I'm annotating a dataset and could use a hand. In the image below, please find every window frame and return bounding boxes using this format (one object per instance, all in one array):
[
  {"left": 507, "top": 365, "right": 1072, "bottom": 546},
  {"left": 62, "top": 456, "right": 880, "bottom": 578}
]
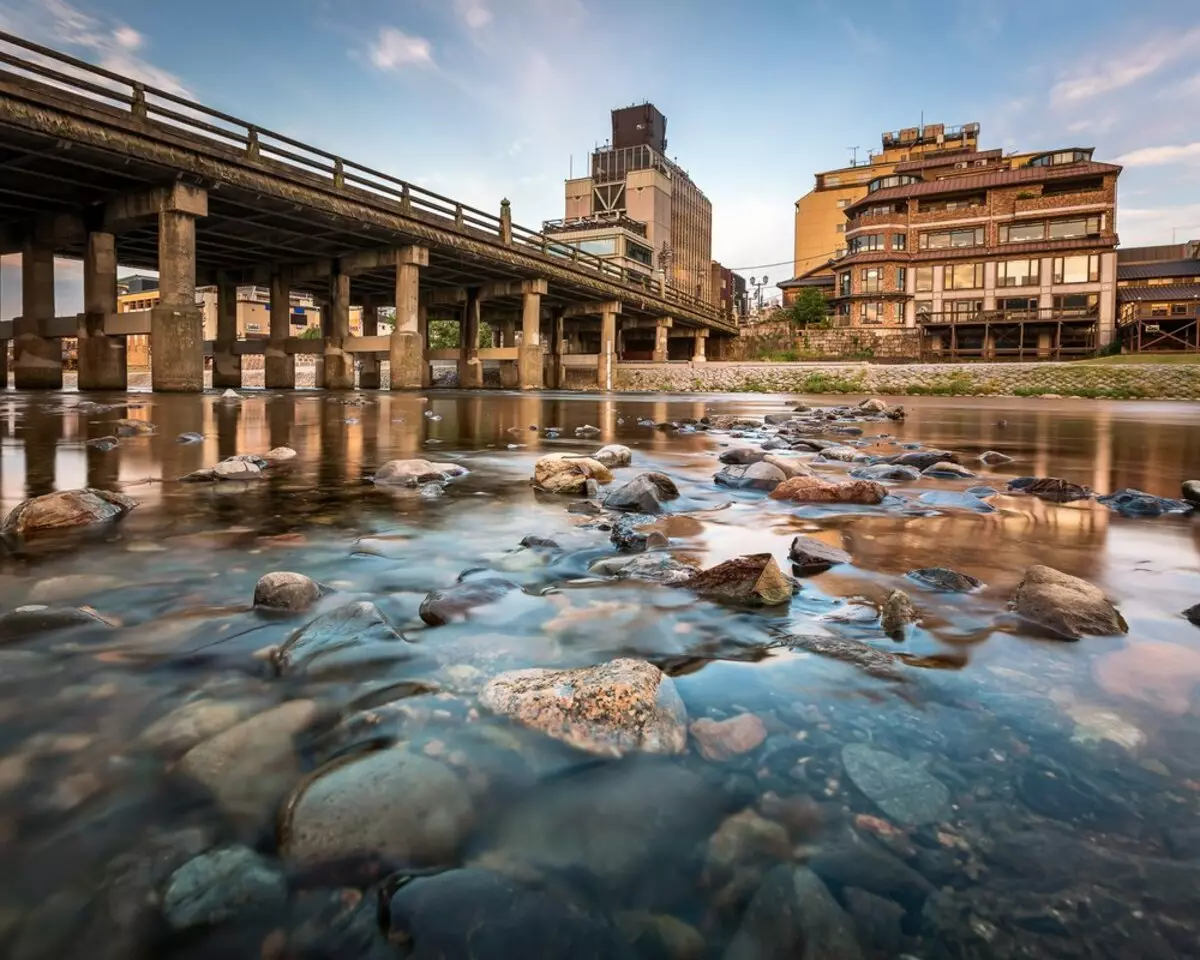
[
  {"left": 997, "top": 258, "right": 1041, "bottom": 287},
  {"left": 861, "top": 267, "right": 883, "bottom": 294},
  {"left": 915, "top": 266, "right": 934, "bottom": 293},
  {"left": 943, "top": 262, "right": 984, "bottom": 291},
  {"left": 919, "top": 227, "right": 984, "bottom": 250},
  {"left": 1052, "top": 254, "right": 1100, "bottom": 284}
]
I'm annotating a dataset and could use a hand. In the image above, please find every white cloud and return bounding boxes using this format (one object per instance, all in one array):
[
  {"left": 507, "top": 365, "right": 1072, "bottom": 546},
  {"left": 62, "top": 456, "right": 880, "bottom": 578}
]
[
  {"left": 1118, "top": 203, "right": 1200, "bottom": 245},
  {"left": 1116, "top": 142, "right": 1200, "bottom": 167},
  {"left": 454, "top": 0, "right": 493, "bottom": 30},
  {"left": 1067, "top": 116, "right": 1116, "bottom": 135},
  {"left": 112, "top": 25, "right": 141, "bottom": 50},
  {"left": 368, "top": 27, "right": 435, "bottom": 70},
  {"left": 1051, "top": 27, "right": 1200, "bottom": 104}
]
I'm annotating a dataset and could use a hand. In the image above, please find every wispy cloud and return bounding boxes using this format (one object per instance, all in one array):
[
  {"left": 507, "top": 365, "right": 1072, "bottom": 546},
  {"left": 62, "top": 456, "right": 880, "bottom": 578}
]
[
  {"left": 1067, "top": 116, "right": 1116, "bottom": 135},
  {"left": 1116, "top": 142, "right": 1200, "bottom": 167},
  {"left": 1119, "top": 203, "right": 1200, "bottom": 245},
  {"left": 453, "top": 0, "right": 493, "bottom": 30},
  {"left": 1051, "top": 27, "right": 1200, "bottom": 105},
  {"left": 368, "top": 27, "right": 435, "bottom": 71}
]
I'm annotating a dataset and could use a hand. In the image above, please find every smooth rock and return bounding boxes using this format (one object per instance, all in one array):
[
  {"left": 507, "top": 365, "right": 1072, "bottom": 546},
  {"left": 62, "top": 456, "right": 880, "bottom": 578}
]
[
  {"left": 27, "top": 574, "right": 122, "bottom": 604},
  {"left": 843, "top": 887, "right": 905, "bottom": 957},
  {"left": 140, "top": 699, "right": 258, "bottom": 755},
  {"left": 253, "top": 571, "right": 320, "bottom": 612},
  {"left": 275, "top": 601, "right": 407, "bottom": 676},
  {"left": 818, "top": 445, "right": 861, "bottom": 463},
  {"left": 706, "top": 808, "right": 792, "bottom": 875},
  {"left": 262, "top": 446, "right": 298, "bottom": 463},
  {"left": 182, "top": 459, "right": 264, "bottom": 482},
  {"left": 691, "top": 713, "right": 767, "bottom": 761},
  {"left": 0, "top": 605, "right": 112, "bottom": 643},
  {"left": 788, "top": 536, "right": 851, "bottom": 575},
  {"left": 1012, "top": 564, "right": 1128, "bottom": 639},
  {"left": 1007, "top": 476, "right": 1091, "bottom": 502},
  {"left": 281, "top": 748, "right": 473, "bottom": 867},
  {"left": 880, "top": 590, "right": 918, "bottom": 640},
  {"left": 114, "top": 418, "right": 154, "bottom": 436},
  {"left": 604, "top": 472, "right": 680, "bottom": 513},
  {"left": 162, "top": 846, "right": 286, "bottom": 930},
  {"left": 590, "top": 552, "right": 697, "bottom": 584},
  {"left": 593, "top": 444, "right": 633, "bottom": 468},
  {"left": 1097, "top": 488, "right": 1191, "bottom": 517},
  {"left": 979, "top": 450, "right": 1013, "bottom": 464},
  {"left": 375, "top": 458, "right": 466, "bottom": 486},
  {"left": 2, "top": 488, "right": 137, "bottom": 536},
  {"left": 1183, "top": 480, "right": 1200, "bottom": 506},
  {"left": 684, "top": 554, "right": 794, "bottom": 607},
  {"left": 907, "top": 567, "right": 983, "bottom": 593},
  {"left": 888, "top": 450, "right": 959, "bottom": 471},
  {"left": 714, "top": 461, "right": 787, "bottom": 492},
  {"left": 219, "top": 388, "right": 241, "bottom": 401},
  {"left": 176, "top": 699, "right": 317, "bottom": 823},
  {"left": 809, "top": 829, "right": 933, "bottom": 908},
  {"left": 610, "top": 517, "right": 668, "bottom": 554},
  {"left": 762, "top": 454, "right": 814, "bottom": 479},
  {"left": 718, "top": 447, "right": 767, "bottom": 466},
  {"left": 86, "top": 436, "right": 119, "bottom": 452},
  {"left": 841, "top": 743, "right": 952, "bottom": 825},
  {"left": 769, "top": 476, "right": 887, "bottom": 505},
  {"left": 479, "top": 658, "right": 687, "bottom": 756},
  {"left": 176, "top": 432, "right": 204, "bottom": 444},
  {"left": 419, "top": 578, "right": 521, "bottom": 626},
  {"left": 725, "top": 865, "right": 863, "bottom": 960},
  {"left": 858, "top": 398, "right": 889, "bottom": 414},
  {"left": 850, "top": 463, "right": 920, "bottom": 482},
  {"left": 922, "top": 461, "right": 976, "bottom": 479},
  {"left": 775, "top": 634, "right": 906, "bottom": 681},
  {"left": 617, "top": 912, "right": 705, "bottom": 960}
]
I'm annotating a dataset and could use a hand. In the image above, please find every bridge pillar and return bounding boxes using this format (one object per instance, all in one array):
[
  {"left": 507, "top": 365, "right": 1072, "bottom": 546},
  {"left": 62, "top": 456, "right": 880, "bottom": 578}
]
[
  {"left": 360, "top": 303, "right": 381, "bottom": 388},
  {"left": 323, "top": 272, "right": 354, "bottom": 389},
  {"left": 265, "top": 273, "right": 295, "bottom": 389},
  {"left": 652, "top": 317, "right": 671, "bottom": 362},
  {"left": 459, "top": 289, "right": 484, "bottom": 388},
  {"left": 547, "top": 310, "right": 564, "bottom": 389},
  {"left": 419, "top": 304, "right": 432, "bottom": 388},
  {"left": 692, "top": 329, "right": 708, "bottom": 363},
  {"left": 519, "top": 278, "right": 546, "bottom": 390},
  {"left": 151, "top": 186, "right": 207, "bottom": 392},
  {"left": 15, "top": 238, "right": 62, "bottom": 390},
  {"left": 390, "top": 245, "right": 429, "bottom": 390},
  {"left": 213, "top": 278, "right": 241, "bottom": 388},
  {"left": 78, "top": 231, "right": 127, "bottom": 391},
  {"left": 597, "top": 302, "right": 620, "bottom": 391}
]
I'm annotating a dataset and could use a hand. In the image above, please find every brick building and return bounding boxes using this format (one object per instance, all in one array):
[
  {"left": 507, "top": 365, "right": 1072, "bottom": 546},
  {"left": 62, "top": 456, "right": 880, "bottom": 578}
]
[{"left": 1116, "top": 241, "right": 1200, "bottom": 351}]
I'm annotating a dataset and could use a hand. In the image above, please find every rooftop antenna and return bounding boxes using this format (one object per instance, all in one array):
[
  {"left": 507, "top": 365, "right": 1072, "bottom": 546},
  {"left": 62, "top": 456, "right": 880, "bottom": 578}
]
[
  {"left": 847, "top": 146, "right": 860, "bottom": 166},
  {"left": 919, "top": 110, "right": 924, "bottom": 138}
]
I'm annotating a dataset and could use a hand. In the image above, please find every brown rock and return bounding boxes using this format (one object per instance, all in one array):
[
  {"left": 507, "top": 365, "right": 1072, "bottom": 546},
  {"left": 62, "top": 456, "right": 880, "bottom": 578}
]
[
  {"left": 479, "top": 658, "right": 687, "bottom": 756},
  {"left": 691, "top": 713, "right": 767, "bottom": 761},
  {"left": 374, "top": 459, "right": 465, "bottom": 486},
  {"left": 616, "top": 911, "right": 705, "bottom": 960},
  {"left": 706, "top": 809, "right": 793, "bottom": 875},
  {"left": 533, "top": 456, "right": 612, "bottom": 495},
  {"left": 253, "top": 572, "right": 321, "bottom": 612},
  {"left": 788, "top": 536, "right": 851, "bottom": 575},
  {"left": 763, "top": 455, "right": 815, "bottom": 479},
  {"left": 684, "top": 554, "right": 794, "bottom": 607},
  {"left": 1014, "top": 477, "right": 1091, "bottom": 503},
  {"left": 880, "top": 590, "right": 918, "bottom": 640},
  {"left": 769, "top": 476, "right": 887, "bottom": 505},
  {"left": 2, "top": 488, "right": 137, "bottom": 537},
  {"left": 1012, "top": 564, "right": 1128, "bottom": 640}
]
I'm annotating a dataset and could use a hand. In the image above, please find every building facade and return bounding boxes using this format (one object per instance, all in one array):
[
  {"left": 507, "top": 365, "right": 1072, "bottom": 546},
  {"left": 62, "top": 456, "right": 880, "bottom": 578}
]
[
  {"left": 558, "top": 103, "right": 715, "bottom": 302},
  {"left": 1116, "top": 241, "right": 1200, "bottom": 351}
]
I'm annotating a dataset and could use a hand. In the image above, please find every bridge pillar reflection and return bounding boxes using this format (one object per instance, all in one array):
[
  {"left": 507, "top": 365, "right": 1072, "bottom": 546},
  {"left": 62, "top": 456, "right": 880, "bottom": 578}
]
[
  {"left": 151, "top": 184, "right": 207, "bottom": 392},
  {"left": 212, "top": 277, "right": 241, "bottom": 388},
  {"left": 78, "top": 231, "right": 127, "bottom": 391},
  {"left": 265, "top": 272, "right": 295, "bottom": 389},
  {"left": 519, "top": 278, "right": 546, "bottom": 390},
  {"left": 548, "top": 310, "right": 564, "bottom": 389},
  {"left": 459, "top": 289, "right": 484, "bottom": 389},
  {"left": 15, "top": 235, "right": 62, "bottom": 390},
  {"left": 322, "top": 272, "right": 354, "bottom": 389},
  {"left": 360, "top": 303, "right": 381, "bottom": 389},
  {"left": 390, "top": 245, "right": 429, "bottom": 390},
  {"left": 597, "top": 302, "right": 619, "bottom": 391}
]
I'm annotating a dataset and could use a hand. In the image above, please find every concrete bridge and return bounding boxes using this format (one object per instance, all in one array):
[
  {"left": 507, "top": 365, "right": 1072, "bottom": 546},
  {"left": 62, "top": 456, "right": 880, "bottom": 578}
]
[{"left": 0, "top": 32, "right": 735, "bottom": 392}]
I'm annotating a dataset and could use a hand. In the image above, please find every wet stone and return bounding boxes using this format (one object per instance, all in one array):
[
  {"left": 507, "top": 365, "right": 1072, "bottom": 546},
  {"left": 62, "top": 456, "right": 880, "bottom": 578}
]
[
  {"left": 916, "top": 490, "right": 996, "bottom": 513},
  {"left": 725, "top": 865, "right": 863, "bottom": 960},
  {"left": 691, "top": 713, "right": 768, "bottom": 761},
  {"left": 1007, "top": 476, "right": 1092, "bottom": 502},
  {"left": 1182, "top": 479, "right": 1200, "bottom": 506},
  {"left": 605, "top": 472, "right": 680, "bottom": 513},
  {"left": 718, "top": 446, "right": 767, "bottom": 467},
  {"left": 374, "top": 458, "right": 467, "bottom": 486},
  {"left": 2, "top": 487, "right": 137, "bottom": 536},
  {"left": 880, "top": 590, "right": 918, "bottom": 641},
  {"left": 843, "top": 886, "right": 905, "bottom": 957},
  {"left": 1097, "top": 488, "right": 1191, "bottom": 517},
  {"left": 534, "top": 455, "right": 611, "bottom": 495},
  {"left": 788, "top": 536, "right": 851, "bottom": 575},
  {"left": 769, "top": 476, "right": 887, "bottom": 505},
  {"left": 887, "top": 450, "right": 959, "bottom": 471},
  {"left": 610, "top": 517, "right": 669, "bottom": 554},
  {"left": 0, "top": 605, "right": 112, "bottom": 643},
  {"left": 850, "top": 463, "right": 921, "bottom": 482},
  {"left": 1012, "top": 564, "right": 1128, "bottom": 640},
  {"left": 922, "top": 461, "right": 977, "bottom": 479},
  {"left": 714, "top": 461, "right": 787, "bottom": 492},
  {"left": 593, "top": 444, "right": 633, "bottom": 468},
  {"left": 86, "top": 436, "right": 119, "bottom": 452},
  {"left": 590, "top": 552, "right": 696, "bottom": 584},
  {"left": 841, "top": 743, "right": 952, "bottom": 825},
  {"left": 419, "top": 578, "right": 521, "bottom": 626},
  {"left": 979, "top": 450, "right": 1013, "bottom": 464},
  {"left": 162, "top": 845, "right": 286, "bottom": 931},
  {"left": 253, "top": 571, "right": 321, "bottom": 612},
  {"left": 274, "top": 601, "right": 408, "bottom": 677},
  {"left": 774, "top": 634, "right": 906, "bottom": 682},
  {"left": 683, "top": 554, "right": 794, "bottom": 607},
  {"left": 907, "top": 567, "right": 983, "bottom": 593}
]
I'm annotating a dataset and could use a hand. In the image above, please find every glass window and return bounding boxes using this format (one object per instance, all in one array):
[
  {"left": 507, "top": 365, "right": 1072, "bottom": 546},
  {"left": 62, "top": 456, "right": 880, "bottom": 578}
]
[
  {"left": 1151, "top": 303, "right": 1170, "bottom": 317},
  {"left": 893, "top": 233, "right": 907, "bottom": 250},
  {"left": 861, "top": 268, "right": 882, "bottom": 293},
  {"left": 825, "top": 175, "right": 841, "bottom": 186},
  {"left": 948, "top": 299, "right": 984, "bottom": 322},
  {"left": 860, "top": 301, "right": 885, "bottom": 323},
  {"left": 836, "top": 303, "right": 851, "bottom": 317},
  {"left": 1052, "top": 293, "right": 1099, "bottom": 314},
  {"left": 915, "top": 267, "right": 934, "bottom": 292},
  {"left": 625, "top": 241, "right": 652, "bottom": 266},
  {"left": 896, "top": 267, "right": 907, "bottom": 290},
  {"left": 848, "top": 233, "right": 884, "bottom": 254},
  {"left": 919, "top": 227, "right": 983, "bottom": 249},
  {"left": 920, "top": 195, "right": 985, "bottom": 212},
  {"left": 577, "top": 237, "right": 617, "bottom": 256},
  {"left": 997, "top": 258, "right": 1040, "bottom": 286},
  {"left": 1053, "top": 255, "right": 1099, "bottom": 283},
  {"left": 839, "top": 272, "right": 851, "bottom": 297},
  {"left": 837, "top": 198, "right": 850, "bottom": 208},
  {"left": 1000, "top": 297, "right": 1039, "bottom": 316},
  {"left": 1000, "top": 221, "right": 1045, "bottom": 243},
  {"left": 944, "top": 263, "right": 984, "bottom": 290},
  {"left": 915, "top": 300, "right": 932, "bottom": 321},
  {"left": 1048, "top": 216, "right": 1102, "bottom": 239},
  {"left": 864, "top": 203, "right": 897, "bottom": 217}
]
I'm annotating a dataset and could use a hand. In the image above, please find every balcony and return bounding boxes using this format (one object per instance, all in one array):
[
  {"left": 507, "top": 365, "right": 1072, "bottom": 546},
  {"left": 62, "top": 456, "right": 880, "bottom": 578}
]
[
  {"left": 1013, "top": 188, "right": 1111, "bottom": 215},
  {"left": 543, "top": 213, "right": 647, "bottom": 237},
  {"left": 918, "top": 307, "right": 1100, "bottom": 325}
]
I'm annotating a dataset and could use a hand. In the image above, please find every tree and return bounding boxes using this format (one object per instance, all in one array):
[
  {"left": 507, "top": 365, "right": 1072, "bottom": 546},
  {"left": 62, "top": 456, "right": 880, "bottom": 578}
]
[
  {"left": 788, "top": 287, "right": 831, "bottom": 328},
  {"left": 299, "top": 325, "right": 323, "bottom": 339}
]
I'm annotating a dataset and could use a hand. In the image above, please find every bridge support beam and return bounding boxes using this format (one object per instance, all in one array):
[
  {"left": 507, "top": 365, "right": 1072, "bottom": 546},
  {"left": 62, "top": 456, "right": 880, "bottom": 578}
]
[
  {"left": 692, "top": 328, "right": 708, "bottom": 363},
  {"left": 390, "top": 245, "right": 429, "bottom": 390},
  {"left": 597, "top": 301, "right": 621, "bottom": 391},
  {"left": 265, "top": 273, "right": 295, "bottom": 389},
  {"left": 213, "top": 278, "right": 241, "bottom": 388},
  {"left": 323, "top": 272, "right": 354, "bottom": 389},
  {"left": 459, "top": 289, "right": 483, "bottom": 389},
  {"left": 151, "top": 186, "right": 207, "bottom": 392},
  {"left": 360, "top": 304, "right": 381, "bottom": 388},
  {"left": 78, "top": 231, "right": 126, "bottom": 391},
  {"left": 15, "top": 238, "right": 62, "bottom": 390},
  {"left": 519, "top": 278, "right": 546, "bottom": 390},
  {"left": 547, "top": 310, "right": 564, "bottom": 389},
  {"left": 652, "top": 316, "right": 672, "bottom": 362}
]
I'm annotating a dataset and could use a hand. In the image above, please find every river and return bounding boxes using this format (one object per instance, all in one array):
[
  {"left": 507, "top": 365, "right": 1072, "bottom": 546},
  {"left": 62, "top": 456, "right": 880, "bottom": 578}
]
[{"left": 0, "top": 390, "right": 1198, "bottom": 959}]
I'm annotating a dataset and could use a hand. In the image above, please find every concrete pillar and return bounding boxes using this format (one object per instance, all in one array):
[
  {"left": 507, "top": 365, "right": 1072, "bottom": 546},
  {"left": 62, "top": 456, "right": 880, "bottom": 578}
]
[
  {"left": 459, "top": 289, "right": 483, "bottom": 388},
  {"left": 598, "top": 304, "right": 618, "bottom": 391},
  {"left": 693, "top": 330, "right": 707, "bottom": 363},
  {"left": 390, "top": 245, "right": 429, "bottom": 390},
  {"left": 151, "top": 186, "right": 207, "bottom": 392},
  {"left": 500, "top": 315, "right": 520, "bottom": 388},
  {"left": 652, "top": 317, "right": 670, "bottom": 362},
  {"left": 1037, "top": 331, "right": 1052, "bottom": 358},
  {"left": 418, "top": 304, "right": 431, "bottom": 388},
  {"left": 15, "top": 239, "right": 62, "bottom": 389},
  {"left": 519, "top": 278, "right": 545, "bottom": 390},
  {"left": 983, "top": 329, "right": 996, "bottom": 361},
  {"left": 212, "top": 278, "right": 241, "bottom": 388},
  {"left": 323, "top": 272, "right": 354, "bottom": 389},
  {"left": 360, "top": 303, "right": 381, "bottom": 389},
  {"left": 78, "top": 231, "right": 127, "bottom": 391},
  {"left": 265, "top": 272, "right": 295, "bottom": 389},
  {"left": 549, "top": 310, "right": 564, "bottom": 390}
]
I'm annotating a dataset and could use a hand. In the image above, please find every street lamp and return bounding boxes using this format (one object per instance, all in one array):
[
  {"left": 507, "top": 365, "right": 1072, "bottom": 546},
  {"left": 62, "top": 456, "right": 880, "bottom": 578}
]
[{"left": 749, "top": 275, "right": 770, "bottom": 314}]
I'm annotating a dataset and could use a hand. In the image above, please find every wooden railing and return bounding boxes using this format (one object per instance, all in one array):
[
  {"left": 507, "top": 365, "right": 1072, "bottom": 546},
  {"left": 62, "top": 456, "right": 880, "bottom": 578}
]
[
  {"left": 0, "top": 31, "right": 729, "bottom": 329},
  {"left": 918, "top": 308, "right": 1100, "bottom": 325}
]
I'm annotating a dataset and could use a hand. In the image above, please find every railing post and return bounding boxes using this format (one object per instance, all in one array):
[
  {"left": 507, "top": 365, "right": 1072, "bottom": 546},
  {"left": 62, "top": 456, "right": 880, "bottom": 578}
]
[
  {"left": 401, "top": 183, "right": 412, "bottom": 214},
  {"left": 333, "top": 159, "right": 345, "bottom": 188},
  {"left": 246, "top": 126, "right": 260, "bottom": 159},
  {"left": 131, "top": 82, "right": 147, "bottom": 119},
  {"left": 499, "top": 198, "right": 513, "bottom": 245},
  {"left": 454, "top": 204, "right": 465, "bottom": 228}
]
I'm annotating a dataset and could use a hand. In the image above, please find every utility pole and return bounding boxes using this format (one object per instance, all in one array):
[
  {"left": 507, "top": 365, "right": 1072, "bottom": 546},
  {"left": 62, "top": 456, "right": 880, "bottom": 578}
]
[{"left": 847, "top": 146, "right": 860, "bottom": 167}]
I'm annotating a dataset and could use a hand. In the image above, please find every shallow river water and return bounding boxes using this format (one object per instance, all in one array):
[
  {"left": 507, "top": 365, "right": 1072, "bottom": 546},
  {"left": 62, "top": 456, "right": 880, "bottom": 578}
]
[{"left": 1, "top": 389, "right": 1199, "bottom": 960}]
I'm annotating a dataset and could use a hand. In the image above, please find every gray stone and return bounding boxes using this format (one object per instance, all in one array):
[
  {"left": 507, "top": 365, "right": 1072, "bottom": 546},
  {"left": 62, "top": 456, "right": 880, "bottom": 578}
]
[
  {"left": 979, "top": 450, "right": 1013, "bottom": 464},
  {"left": 419, "top": 578, "right": 521, "bottom": 626},
  {"left": 604, "top": 472, "right": 680, "bottom": 513},
  {"left": 818, "top": 445, "right": 862, "bottom": 463},
  {"left": 851, "top": 463, "right": 920, "bottom": 482},
  {"left": 274, "top": 601, "right": 408, "bottom": 676},
  {"left": 921, "top": 461, "right": 976, "bottom": 479},
  {"left": 907, "top": 567, "right": 983, "bottom": 593},
  {"left": 788, "top": 536, "right": 851, "bottom": 575},
  {"left": 253, "top": 571, "right": 320, "bottom": 612},
  {"left": 0, "top": 605, "right": 112, "bottom": 643},
  {"left": 809, "top": 829, "right": 934, "bottom": 908},
  {"left": 718, "top": 447, "right": 767, "bottom": 466},
  {"left": 888, "top": 450, "right": 959, "bottom": 471},
  {"left": 724, "top": 865, "right": 863, "bottom": 960},
  {"left": 162, "top": 846, "right": 286, "bottom": 931},
  {"left": 841, "top": 743, "right": 951, "bottom": 824},
  {"left": 590, "top": 552, "right": 697, "bottom": 584},
  {"left": 593, "top": 444, "right": 633, "bottom": 468},
  {"left": 1012, "top": 564, "right": 1127, "bottom": 639},
  {"left": 714, "top": 461, "right": 787, "bottom": 492},
  {"left": 1097, "top": 488, "right": 1190, "bottom": 517},
  {"left": 1183, "top": 480, "right": 1200, "bottom": 506}
]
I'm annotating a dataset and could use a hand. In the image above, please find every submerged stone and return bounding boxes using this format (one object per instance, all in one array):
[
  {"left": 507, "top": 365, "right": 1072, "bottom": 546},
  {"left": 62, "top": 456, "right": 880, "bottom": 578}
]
[
  {"left": 1012, "top": 564, "right": 1127, "bottom": 640},
  {"left": 590, "top": 552, "right": 696, "bottom": 584},
  {"left": 274, "top": 601, "right": 407, "bottom": 676},
  {"left": 788, "top": 536, "right": 851, "bottom": 575},
  {"left": 1008, "top": 476, "right": 1091, "bottom": 503},
  {"left": 907, "top": 567, "right": 983, "bottom": 593},
  {"left": 979, "top": 450, "right": 1014, "bottom": 464},
  {"left": 1097, "top": 488, "right": 1190, "bottom": 517},
  {"left": 419, "top": 578, "right": 521, "bottom": 626},
  {"left": 690, "top": 713, "right": 767, "bottom": 761},
  {"left": 162, "top": 846, "right": 286, "bottom": 931},
  {"left": 850, "top": 463, "right": 920, "bottom": 482},
  {"left": 0, "top": 605, "right": 112, "bottom": 643},
  {"left": 841, "top": 743, "right": 952, "bottom": 825},
  {"left": 714, "top": 461, "right": 787, "bottom": 492},
  {"left": 2, "top": 487, "right": 137, "bottom": 536},
  {"left": 726, "top": 865, "right": 864, "bottom": 960}
]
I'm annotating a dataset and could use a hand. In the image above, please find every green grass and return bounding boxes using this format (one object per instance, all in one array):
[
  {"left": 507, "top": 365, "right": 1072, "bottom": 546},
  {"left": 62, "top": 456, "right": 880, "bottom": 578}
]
[{"left": 1078, "top": 353, "right": 1200, "bottom": 365}]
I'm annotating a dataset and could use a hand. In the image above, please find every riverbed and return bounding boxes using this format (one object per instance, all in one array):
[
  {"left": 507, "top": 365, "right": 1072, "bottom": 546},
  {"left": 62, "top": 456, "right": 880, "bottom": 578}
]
[{"left": 0, "top": 390, "right": 1198, "bottom": 960}]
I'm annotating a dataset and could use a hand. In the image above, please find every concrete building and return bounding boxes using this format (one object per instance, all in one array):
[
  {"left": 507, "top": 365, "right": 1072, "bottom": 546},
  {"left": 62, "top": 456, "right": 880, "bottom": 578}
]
[
  {"left": 830, "top": 145, "right": 1121, "bottom": 356},
  {"left": 1116, "top": 241, "right": 1200, "bottom": 351},
  {"left": 709, "top": 261, "right": 748, "bottom": 322},
  {"left": 558, "top": 103, "right": 714, "bottom": 303}
]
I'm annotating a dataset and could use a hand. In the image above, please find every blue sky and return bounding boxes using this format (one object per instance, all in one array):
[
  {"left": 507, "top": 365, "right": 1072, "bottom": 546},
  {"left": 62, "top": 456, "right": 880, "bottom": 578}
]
[{"left": 2, "top": 0, "right": 1199, "bottom": 316}]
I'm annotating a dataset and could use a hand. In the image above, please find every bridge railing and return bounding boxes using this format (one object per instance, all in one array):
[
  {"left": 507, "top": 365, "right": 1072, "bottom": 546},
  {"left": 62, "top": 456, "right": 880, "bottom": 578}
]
[{"left": 0, "top": 31, "right": 730, "bottom": 329}]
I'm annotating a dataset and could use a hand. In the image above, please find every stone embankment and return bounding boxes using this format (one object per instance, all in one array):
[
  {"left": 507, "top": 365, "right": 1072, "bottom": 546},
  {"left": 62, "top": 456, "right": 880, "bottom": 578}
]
[{"left": 615, "top": 361, "right": 1200, "bottom": 400}]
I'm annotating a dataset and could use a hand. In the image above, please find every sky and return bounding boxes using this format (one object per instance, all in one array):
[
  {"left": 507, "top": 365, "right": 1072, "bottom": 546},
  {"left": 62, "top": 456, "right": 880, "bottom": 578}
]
[{"left": 2, "top": 0, "right": 1199, "bottom": 316}]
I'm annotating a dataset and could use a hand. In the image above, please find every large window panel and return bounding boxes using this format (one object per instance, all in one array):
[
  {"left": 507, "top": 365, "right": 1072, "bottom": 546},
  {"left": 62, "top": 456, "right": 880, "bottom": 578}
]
[
  {"left": 1000, "top": 221, "right": 1045, "bottom": 243},
  {"left": 920, "top": 227, "right": 984, "bottom": 249},
  {"left": 861, "top": 268, "right": 882, "bottom": 293},
  {"left": 1053, "top": 254, "right": 1099, "bottom": 283},
  {"left": 944, "top": 263, "right": 984, "bottom": 290},
  {"left": 997, "top": 258, "right": 1040, "bottom": 286},
  {"left": 915, "top": 266, "right": 934, "bottom": 292}
]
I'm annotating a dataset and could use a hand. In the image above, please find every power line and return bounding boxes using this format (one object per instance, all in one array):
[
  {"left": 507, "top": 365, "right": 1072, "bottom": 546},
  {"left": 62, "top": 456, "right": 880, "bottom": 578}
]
[{"left": 728, "top": 247, "right": 845, "bottom": 273}]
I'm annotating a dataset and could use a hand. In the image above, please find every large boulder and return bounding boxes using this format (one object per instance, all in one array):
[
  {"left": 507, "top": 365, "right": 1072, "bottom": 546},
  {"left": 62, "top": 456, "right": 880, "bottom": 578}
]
[
  {"left": 763, "top": 454, "right": 814, "bottom": 479},
  {"left": 280, "top": 748, "right": 474, "bottom": 868},
  {"left": 592, "top": 444, "right": 633, "bottom": 468},
  {"left": 533, "top": 456, "right": 612, "bottom": 495},
  {"left": 162, "top": 846, "right": 286, "bottom": 931},
  {"left": 769, "top": 476, "right": 887, "bottom": 505},
  {"left": 273, "top": 601, "right": 408, "bottom": 676},
  {"left": 683, "top": 554, "right": 794, "bottom": 607},
  {"left": 788, "top": 536, "right": 851, "bottom": 575},
  {"left": 419, "top": 578, "right": 521, "bottom": 626},
  {"left": 604, "top": 472, "right": 680, "bottom": 513},
  {"left": 1007, "top": 476, "right": 1091, "bottom": 503},
  {"left": 479, "top": 658, "right": 687, "bottom": 757},
  {"left": 2, "top": 488, "right": 137, "bottom": 537},
  {"left": 714, "top": 461, "right": 787, "bottom": 492},
  {"left": 375, "top": 459, "right": 466, "bottom": 486},
  {"left": 1012, "top": 564, "right": 1128, "bottom": 639},
  {"left": 253, "top": 571, "right": 321, "bottom": 612}
]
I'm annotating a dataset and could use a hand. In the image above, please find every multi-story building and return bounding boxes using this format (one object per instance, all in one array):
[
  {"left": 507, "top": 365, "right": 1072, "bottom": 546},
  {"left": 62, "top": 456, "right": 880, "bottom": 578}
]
[
  {"left": 1115, "top": 241, "right": 1200, "bottom": 351},
  {"left": 708, "top": 260, "right": 748, "bottom": 322},
  {"left": 830, "top": 145, "right": 1121, "bottom": 355},
  {"left": 784, "top": 122, "right": 982, "bottom": 294},
  {"left": 556, "top": 103, "right": 714, "bottom": 302}
]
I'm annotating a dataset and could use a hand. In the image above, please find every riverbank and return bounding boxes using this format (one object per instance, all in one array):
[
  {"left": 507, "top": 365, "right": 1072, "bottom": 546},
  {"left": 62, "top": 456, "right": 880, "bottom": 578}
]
[{"left": 614, "top": 360, "right": 1200, "bottom": 399}]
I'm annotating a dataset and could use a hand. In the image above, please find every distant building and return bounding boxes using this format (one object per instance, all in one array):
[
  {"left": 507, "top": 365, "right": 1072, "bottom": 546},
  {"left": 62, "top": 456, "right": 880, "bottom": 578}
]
[
  {"left": 708, "top": 261, "right": 748, "bottom": 322},
  {"left": 552, "top": 103, "right": 714, "bottom": 303},
  {"left": 1116, "top": 241, "right": 1200, "bottom": 351}
]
